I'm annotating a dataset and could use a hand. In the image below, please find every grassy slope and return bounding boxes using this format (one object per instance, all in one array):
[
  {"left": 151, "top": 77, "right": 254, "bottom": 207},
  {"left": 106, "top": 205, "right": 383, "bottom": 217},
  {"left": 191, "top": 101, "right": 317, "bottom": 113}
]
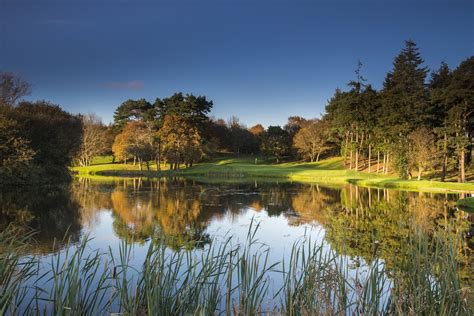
[
  {"left": 457, "top": 197, "right": 474, "bottom": 212},
  {"left": 72, "top": 156, "right": 474, "bottom": 193},
  {"left": 180, "top": 157, "right": 474, "bottom": 193}
]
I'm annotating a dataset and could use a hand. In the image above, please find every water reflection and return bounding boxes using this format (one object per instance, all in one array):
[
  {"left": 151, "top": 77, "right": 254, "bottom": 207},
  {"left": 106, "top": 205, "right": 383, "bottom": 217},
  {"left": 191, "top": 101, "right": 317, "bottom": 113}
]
[
  {"left": 0, "top": 186, "right": 82, "bottom": 253},
  {"left": 0, "top": 178, "right": 472, "bottom": 282}
]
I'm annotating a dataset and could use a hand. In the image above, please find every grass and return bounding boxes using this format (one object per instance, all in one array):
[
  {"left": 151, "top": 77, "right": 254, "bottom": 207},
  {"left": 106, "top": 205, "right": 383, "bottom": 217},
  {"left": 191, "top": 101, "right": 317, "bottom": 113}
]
[
  {"left": 71, "top": 156, "right": 474, "bottom": 193},
  {"left": 1, "top": 223, "right": 471, "bottom": 315},
  {"left": 182, "top": 157, "right": 474, "bottom": 193},
  {"left": 457, "top": 197, "right": 474, "bottom": 213}
]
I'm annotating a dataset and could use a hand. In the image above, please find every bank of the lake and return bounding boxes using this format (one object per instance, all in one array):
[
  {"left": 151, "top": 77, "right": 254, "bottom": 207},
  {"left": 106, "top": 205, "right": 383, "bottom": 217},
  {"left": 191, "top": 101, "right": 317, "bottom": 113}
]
[{"left": 72, "top": 157, "right": 474, "bottom": 193}]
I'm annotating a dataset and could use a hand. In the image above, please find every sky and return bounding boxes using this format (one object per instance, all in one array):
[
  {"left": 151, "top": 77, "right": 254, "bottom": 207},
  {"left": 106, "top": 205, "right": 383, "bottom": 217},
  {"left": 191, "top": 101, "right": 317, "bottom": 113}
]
[{"left": 1, "top": 0, "right": 473, "bottom": 127}]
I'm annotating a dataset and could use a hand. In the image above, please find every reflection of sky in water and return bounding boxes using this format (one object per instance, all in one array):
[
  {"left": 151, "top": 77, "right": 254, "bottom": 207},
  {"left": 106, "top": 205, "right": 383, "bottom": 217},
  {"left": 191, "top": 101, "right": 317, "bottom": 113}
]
[
  {"left": 2, "top": 179, "right": 470, "bottom": 313},
  {"left": 54, "top": 204, "right": 389, "bottom": 312}
]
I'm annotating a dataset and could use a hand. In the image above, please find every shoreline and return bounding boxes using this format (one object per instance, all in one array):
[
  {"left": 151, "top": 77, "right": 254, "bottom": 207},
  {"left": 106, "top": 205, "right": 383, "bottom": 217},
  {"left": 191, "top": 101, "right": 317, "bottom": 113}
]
[{"left": 72, "top": 157, "right": 474, "bottom": 194}]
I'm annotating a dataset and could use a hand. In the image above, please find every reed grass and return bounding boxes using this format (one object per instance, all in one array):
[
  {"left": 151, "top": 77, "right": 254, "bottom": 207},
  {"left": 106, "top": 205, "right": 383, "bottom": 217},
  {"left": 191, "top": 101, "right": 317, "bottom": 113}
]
[
  {"left": 0, "top": 223, "right": 471, "bottom": 315},
  {"left": 0, "top": 227, "right": 37, "bottom": 315}
]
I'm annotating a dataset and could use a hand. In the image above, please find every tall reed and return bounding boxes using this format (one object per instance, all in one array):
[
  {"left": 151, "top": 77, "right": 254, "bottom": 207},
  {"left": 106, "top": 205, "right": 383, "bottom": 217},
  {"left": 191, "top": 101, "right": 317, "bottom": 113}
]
[
  {"left": 0, "top": 223, "right": 471, "bottom": 315},
  {"left": 0, "top": 227, "right": 37, "bottom": 315}
]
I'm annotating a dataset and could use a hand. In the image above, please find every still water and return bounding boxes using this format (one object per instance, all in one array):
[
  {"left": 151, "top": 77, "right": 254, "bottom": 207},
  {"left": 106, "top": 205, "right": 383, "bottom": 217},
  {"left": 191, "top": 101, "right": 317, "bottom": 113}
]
[{"left": 1, "top": 177, "right": 473, "bottom": 312}]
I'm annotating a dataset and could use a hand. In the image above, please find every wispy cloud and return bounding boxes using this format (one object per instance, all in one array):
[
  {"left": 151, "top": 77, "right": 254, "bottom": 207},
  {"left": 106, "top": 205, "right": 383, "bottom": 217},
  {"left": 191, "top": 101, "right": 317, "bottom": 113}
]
[{"left": 98, "top": 80, "right": 144, "bottom": 90}]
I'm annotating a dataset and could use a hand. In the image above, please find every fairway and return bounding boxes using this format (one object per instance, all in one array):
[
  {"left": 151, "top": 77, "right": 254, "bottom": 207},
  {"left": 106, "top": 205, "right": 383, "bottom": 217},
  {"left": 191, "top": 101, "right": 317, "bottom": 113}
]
[{"left": 72, "top": 156, "right": 474, "bottom": 193}]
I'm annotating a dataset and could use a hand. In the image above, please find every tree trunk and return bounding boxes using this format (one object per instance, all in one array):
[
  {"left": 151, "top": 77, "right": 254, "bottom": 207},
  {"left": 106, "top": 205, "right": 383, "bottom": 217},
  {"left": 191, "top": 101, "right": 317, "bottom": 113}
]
[
  {"left": 441, "top": 133, "right": 447, "bottom": 182},
  {"left": 316, "top": 152, "right": 320, "bottom": 162},
  {"left": 368, "top": 145, "right": 371, "bottom": 173},
  {"left": 158, "top": 141, "right": 161, "bottom": 171},
  {"left": 459, "top": 148, "right": 466, "bottom": 183},
  {"left": 355, "top": 129, "right": 359, "bottom": 171},
  {"left": 417, "top": 167, "right": 423, "bottom": 181},
  {"left": 385, "top": 153, "right": 389, "bottom": 175},
  {"left": 382, "top": 153, "right": 386, "bottom": 174},
  {"left": 344, "top": 132, "right": 349, "bottom": 167},
  {"left": 349, "top": 131, "right": 353, "bottom": 170},
  {"left": 376, "top": 151, "right": 380, "bottom": 173}
]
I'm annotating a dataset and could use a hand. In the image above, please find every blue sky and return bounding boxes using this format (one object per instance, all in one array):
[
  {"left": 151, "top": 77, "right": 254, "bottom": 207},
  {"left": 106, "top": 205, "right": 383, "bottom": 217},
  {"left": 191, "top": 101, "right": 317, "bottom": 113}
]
[{"left": 1, "top": 0, "right": 473, "bottom": 127}]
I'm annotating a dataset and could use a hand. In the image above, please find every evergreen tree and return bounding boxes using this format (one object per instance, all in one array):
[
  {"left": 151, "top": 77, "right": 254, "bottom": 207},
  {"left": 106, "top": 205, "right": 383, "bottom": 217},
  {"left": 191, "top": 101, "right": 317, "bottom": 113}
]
[
  {"left": 381, "top": 40, "right": 430, "bottom": 135},
  {"left": 113, "top": 98, "right": 154, "bottom": 131},
  {"left": 261, "top": 126, "right": 291, "bottom": 163},
  {"left": 380, "top": 40, "right": 430, "bottom": 178},
  {"left": 445, "top": 56, "right": 474, "bottom": 182},
  {"left": 430, "top": 62, "right": 453, "bottom": 181}
]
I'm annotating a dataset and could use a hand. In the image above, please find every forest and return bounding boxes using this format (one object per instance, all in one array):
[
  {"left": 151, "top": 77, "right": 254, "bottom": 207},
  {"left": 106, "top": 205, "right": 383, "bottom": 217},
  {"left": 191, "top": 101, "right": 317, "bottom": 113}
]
[{"left": 0, "top": 40, "right": 473, "bottom": 184}]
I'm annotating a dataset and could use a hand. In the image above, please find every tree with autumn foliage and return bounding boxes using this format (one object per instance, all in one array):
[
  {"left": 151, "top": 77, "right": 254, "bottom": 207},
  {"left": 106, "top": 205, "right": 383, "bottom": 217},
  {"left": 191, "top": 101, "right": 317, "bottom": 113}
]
[
  {"left": 112, "top": 121, "right": 157, "bottom": 170},
  {"left": 158, "top": 115, "right": 203, "bottom": 169},
  {"left": 408, "top": 127, "right": 438, "bottom": 180},
  {"left": 293, "top": 119, "right": 331, "bottom": 162}
]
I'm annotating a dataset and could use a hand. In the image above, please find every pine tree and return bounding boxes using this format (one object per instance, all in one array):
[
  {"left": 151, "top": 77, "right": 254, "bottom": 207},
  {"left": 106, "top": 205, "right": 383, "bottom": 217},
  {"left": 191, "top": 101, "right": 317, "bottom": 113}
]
[
  {"left": 445, "top": 56, "right": 474, "bottom": 182},
  {"left": 430, "top": 62, "right": 452, "bottom": 181},
  {"left": 380, "top": 40, "right": 430, "bottom": 178}
]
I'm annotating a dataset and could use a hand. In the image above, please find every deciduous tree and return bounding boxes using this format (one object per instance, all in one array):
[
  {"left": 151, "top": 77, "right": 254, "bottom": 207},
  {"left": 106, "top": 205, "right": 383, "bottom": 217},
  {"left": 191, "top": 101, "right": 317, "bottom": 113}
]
[
  {"left": 293, "top": 119, "right": 330, "bottom": 162},
  {"left": 261, "top": 126, "right": 291, "bottom": 163},
  {"left": 76, "top": 114, "right": 110, "bottom": 166},
  {"left": 408, "top": 127, "right": 437, "bottom": 180}
]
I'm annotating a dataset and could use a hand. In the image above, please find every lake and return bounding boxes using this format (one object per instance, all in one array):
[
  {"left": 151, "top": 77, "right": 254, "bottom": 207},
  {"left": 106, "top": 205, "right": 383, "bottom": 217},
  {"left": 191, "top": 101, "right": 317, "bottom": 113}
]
[{"left": 1, "top": 178, "right": 472, "bottom": 314}]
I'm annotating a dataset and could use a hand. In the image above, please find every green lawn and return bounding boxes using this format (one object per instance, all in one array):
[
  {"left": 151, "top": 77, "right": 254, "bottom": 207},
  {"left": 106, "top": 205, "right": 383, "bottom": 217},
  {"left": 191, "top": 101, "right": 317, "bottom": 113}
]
[
  {"left": 72, "top": 156, "right": 474, "bottom": 193},
  {"left": 457, "top": 197, "right": 474, "bottom": 212}
]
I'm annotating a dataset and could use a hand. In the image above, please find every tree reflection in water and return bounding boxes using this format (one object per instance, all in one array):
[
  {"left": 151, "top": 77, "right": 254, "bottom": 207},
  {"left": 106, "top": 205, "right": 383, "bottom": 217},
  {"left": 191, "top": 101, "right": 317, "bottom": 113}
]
[
  {"left": 0, "top": 186, "right": 82, "bottom": 254},
  {"left": 0, "top": 178, "right": 471, "bottom": 284}
]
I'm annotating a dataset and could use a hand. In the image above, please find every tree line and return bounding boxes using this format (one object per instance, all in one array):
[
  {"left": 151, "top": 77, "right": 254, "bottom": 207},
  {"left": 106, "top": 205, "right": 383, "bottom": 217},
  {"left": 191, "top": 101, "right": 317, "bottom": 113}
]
[
  {"left": 0, "top": 72, "right": 82, "bottom": 184},
  {"left": 1, "top": 40, "right": 472, "bottom": 184},
  {"left": 324, "top": 41, "right": 473, "bottom": 182}
]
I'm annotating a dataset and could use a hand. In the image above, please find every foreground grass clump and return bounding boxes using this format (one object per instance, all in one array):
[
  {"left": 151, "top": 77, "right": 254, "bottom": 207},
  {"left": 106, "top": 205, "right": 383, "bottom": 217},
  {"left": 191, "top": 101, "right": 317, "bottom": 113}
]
[
  {"left": 1, "top": 223, "right": 471, "bottom": 315},
  {"left": 0, "top": 229, "right": 36, "bottom": 315}
]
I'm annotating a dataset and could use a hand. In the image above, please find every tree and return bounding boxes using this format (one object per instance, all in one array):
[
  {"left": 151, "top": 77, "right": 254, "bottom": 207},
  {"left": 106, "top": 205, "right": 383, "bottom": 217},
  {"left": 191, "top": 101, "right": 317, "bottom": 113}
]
[
  {"left": 261, "top": 126, "right": 291, "bottom": 163},
  {"left": 325, "top": 62, "right": 380, "bottom": 173},
  {"left": 113, "top": 98, "right": 154, "bottom": 131},
  {"left": 444, "top": 56, "right": 474, "bottom": 183},
  {"left": 158, "top": 115, "right": 203, "bottom": 169},
  {"left": 76, "top": 114, "right": 110, "bottom": 166},
  {"left": 204, "top": 118, "right": 232, "bottom": 152},
  {"left": 0, "top": 72, "right": 31, "bottom": 106},
  {"left": 293, "top": 119, "right": 330, "bottom": 162},
  {"left": 324, "top": 89, "right": 354, "bottom": 167},
  {"left": 0, "top": 110, "right": 35, "bottom": 182},
  {"left": 430, "top": 62, "right": 453, "bottom": 181},
  {"left": 12, "top": 101, "right": 83, "bottom": 181},
  {"left": 408, "top": 127, "right": 437, "bottom": 180},
  {"left": 284, "top": 116, "right": 307, "bottom": 138},
  {"left": 112, "top": 121, "right": 157, "bottom": 170},
  {"left": 0, "top": 73, "right": 81, "bottom": 183},
  {"left": 158, "top": 93, "right": 213, "bottom": 131},
  {"left": 381, "top": 40, "right": 430, "bottom": 132},
  {"left": 249, "top": 124, "right": 265, "bottom": 137},
  {"left": 380, "top": 40, "right": 430, "bottom": 178},
  {"left": 226, "top": 116, "right": 259, "bottom": 154}
]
